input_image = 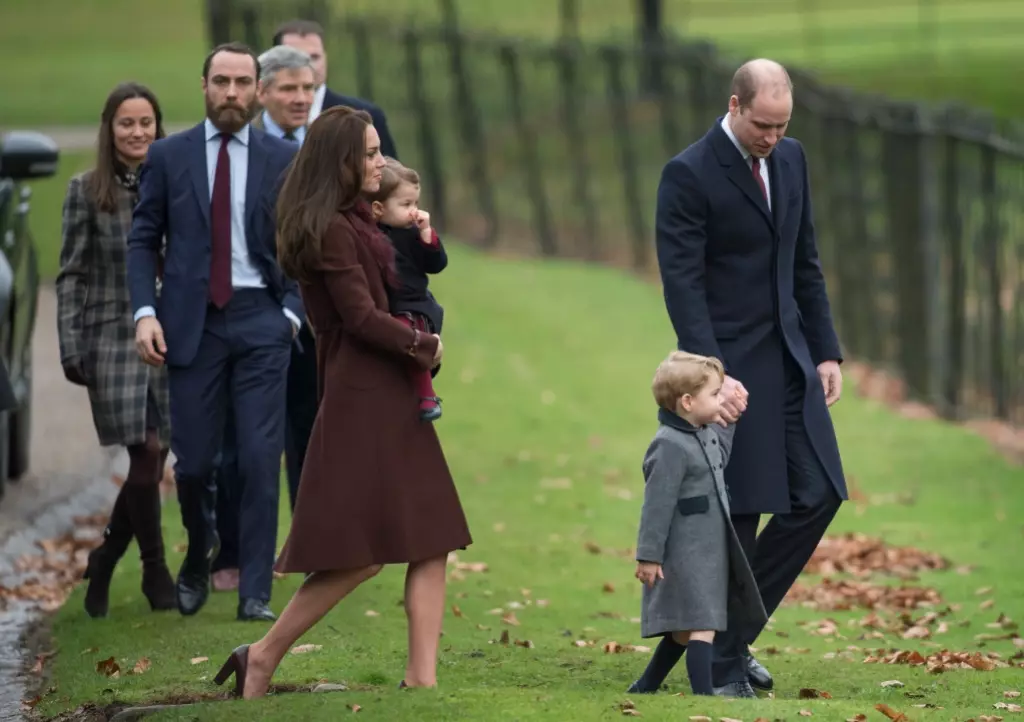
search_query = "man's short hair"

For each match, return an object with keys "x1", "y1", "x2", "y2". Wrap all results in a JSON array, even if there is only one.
[
  {"x1": 730, "y1": 61, "x2": 793, "y2": 109},
  {"x1": 257, "y1": 45, "x2": 314, "y2": 86},
  {"x1": 203, "y1": 41, "x2": 260, "y2": 81},
  {"x1": 272, "y1": 19, "x2": 325, "y2": 46},
  {"x1": 651, "y1": 351, "x2": 724, "y2": 411}
]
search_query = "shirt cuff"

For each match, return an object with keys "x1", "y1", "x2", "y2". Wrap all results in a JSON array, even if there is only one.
[
  {"x1": 134, "y1": 306, "x2": 156, "y2": 323},
  {"x1": 283, "y1": 307, "x2": 300, "y2": 332}
]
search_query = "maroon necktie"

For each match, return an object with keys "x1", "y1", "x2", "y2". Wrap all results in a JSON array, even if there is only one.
[
  {"x1": 750, "y1": 156, "x2": 768, "y2": 203},
  {"x1": 209, "y1": 133, "x2": 233, "y2": 308}
]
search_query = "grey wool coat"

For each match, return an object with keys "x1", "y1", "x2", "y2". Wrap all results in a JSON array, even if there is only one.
[
  {"x1": 56, "y1": 171, "x2": 170, "y2": 448},
  {"x1": 635, "y1": 408, "x2": 767, "y2": 637}
]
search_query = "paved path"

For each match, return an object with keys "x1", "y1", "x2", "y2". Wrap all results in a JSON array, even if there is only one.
[{"x1": 4, "y1": 125, "x2": 191, "y2": 152}]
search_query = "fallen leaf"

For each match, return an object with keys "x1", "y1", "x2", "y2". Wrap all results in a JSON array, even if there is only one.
[
  {"x1": 348, "y1": 703, "x2": 361, "y2": 712},
  {"x1": 845, "y1": 716, "x2": 868, "y2": 722},
  {"x1": 981, "y1": 599, "x2": 996, "y2": 610},
  {"x1": 290, "y1": 644, "x2": 322, "y2": 654},
  {"x1": 190, "y1": 657, "x2": 208, "y2": 665},
  {"x1": 875, "y1": 703, "x2": 910, "y2": 721},
  {"x1": 993, "y1": 703, "x2": 1022, "y2": 712},
  {"x1": 688, "y1": 718, "x2": 712, "y2": 722},
  {"x1": 804, "y1": 533, "x2": 949, "y2": 578},
  {"x1": 501, "y1": 612, "x2": 520, "y2": 626},
  {"x1": 785, "y1": 579, "x2": 943, "y2": 612},
  {"x1": 95, "y1": 657, "x2": 120, "y2": 677},
  {"x1": 129, "y1": 658, "x2": 151, "y2": 675},
  {"x1": 1005, "y1": 690, "x2": 1021, "y2": 698},
  {"x1": 364, "y1": 610, "x2": 379, "y2": 617},
  {"x1": 603, "y1": 582, "x2": 616, "y2": 593},
  {"x1": 514, "y1": 639, "x2": 534, "y2": 649},
  {"x1": 880, "y1": 680, "x2": 904, "y2": 688},
  {"x1": 799, "y1": 688, "x2": 834, "y2": 698},
  {"x1": 451, "y1": 605, "x2": 464, "y2": 618},
  {"x1": 977, "y1": 586, "x2": 994, "y2": 596},
  {"x1": 799, "y1": 710, "x2": 813, "y2": 717},
  {"x1": 498, "y1": 629, "x2": 510, "y2": 645}
]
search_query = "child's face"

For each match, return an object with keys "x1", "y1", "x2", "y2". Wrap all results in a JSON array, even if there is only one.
[
  {"x1": 376, "y1": 181, "x2": 420, "y2": 227},
  {"x1": 679, "y1": 379, "x2": 723, "y2": 426}
]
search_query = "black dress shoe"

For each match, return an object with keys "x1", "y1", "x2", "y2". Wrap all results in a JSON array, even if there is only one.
[
  {"x1": 176, "y1": 571, "x2": 210, "y2": 616},
  {"x1": 712, "y1": 680, "x2": 757, "y2": 698},
  {"x1": 237, "y1": 598, "x2": 277, "y2": 622},
  {"x1": 745, "y1": 654, "x2": 773, "y2": 691},
  {"x1": 626, "y1": 680, "x2": 656, "y2": 694}
]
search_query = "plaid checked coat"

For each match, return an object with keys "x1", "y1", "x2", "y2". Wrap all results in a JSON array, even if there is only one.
[{"x1": 56, "y1": 171, "x2": 170, "y2": 447}]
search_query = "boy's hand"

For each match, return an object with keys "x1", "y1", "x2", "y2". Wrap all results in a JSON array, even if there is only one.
[
  {"x1": 414, "y1": 210, "x2": 433, "y2": 245},
  {"x1": 635, "y1": 562, "x2": 664, "y2": 588}
]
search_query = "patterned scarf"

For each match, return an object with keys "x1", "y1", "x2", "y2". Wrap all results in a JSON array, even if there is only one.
[{"x1": 114, "y1": 160, "x2": 140, "y2": 194}]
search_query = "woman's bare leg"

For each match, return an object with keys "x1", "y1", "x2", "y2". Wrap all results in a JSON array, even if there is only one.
[
  {"x1": 402, "y1": 555, "x2": 448, "y2": 687},
  {"x1": 243, "y1": 564, "x2": 382, "y2": 699}
]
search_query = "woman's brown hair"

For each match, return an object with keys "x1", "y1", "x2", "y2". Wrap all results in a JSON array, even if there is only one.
[
  {"x1": 89, "y1": 82, "x2": 165, "y2": 213},
  {"x1": 277, "y1": 105, "x2": 393, "y2": 282}
]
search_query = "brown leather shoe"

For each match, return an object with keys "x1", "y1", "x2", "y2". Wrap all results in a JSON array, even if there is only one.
[{"x1": 212, "y1": 568, "x2": 239, "y2": 592}]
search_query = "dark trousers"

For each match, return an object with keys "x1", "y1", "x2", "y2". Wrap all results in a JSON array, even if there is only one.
[
  {"x1": 213, "y1": 322, "x2": 317, "y2": 569},
  {"x1": 168, "y1": 289, "x2": 291, "y2": 602},
  {"x1": 711, "y1": 352, "x2": 843, "y2": 686}
]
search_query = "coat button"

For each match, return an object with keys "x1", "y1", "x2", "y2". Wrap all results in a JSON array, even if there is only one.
[{"x1": 712, "y1": 438, "x2": 717, "y2": 445}]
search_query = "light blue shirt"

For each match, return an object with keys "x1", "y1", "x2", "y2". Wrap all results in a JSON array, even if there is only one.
[
  {"x1": 262, "y1": 111, "x2": 305, "y2": 146},
  {"x1": 721, "y1": 115, "x2": 771, "y2": 211},
  {"x1": 135, "y1": 119, "x2": 299, "y2": 330}
]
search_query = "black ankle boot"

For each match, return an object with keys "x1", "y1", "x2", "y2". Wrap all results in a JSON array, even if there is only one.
[
  {"x1": 83, "y1": 489, "x2": 134, "y2": 618},
  {"x1": 124, "y1": 482, "x2": 176, "y2": 611}
]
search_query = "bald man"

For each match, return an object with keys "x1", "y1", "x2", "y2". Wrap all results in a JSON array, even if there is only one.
[{"x1": 650, "y1": 59, "x2": 847, "y2": 697}]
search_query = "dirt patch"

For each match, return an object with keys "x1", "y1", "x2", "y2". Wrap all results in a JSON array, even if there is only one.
[
  {"x1": 784, "y1": 578, "x2": 943, "y2": 612},
  {"x1": 803, "y1": 533, "x2": 951, "y2": 579}
]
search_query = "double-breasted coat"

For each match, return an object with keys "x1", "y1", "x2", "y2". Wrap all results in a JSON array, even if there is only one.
[
  {"x1": 274, "y1": 204, "x2": 472, "y2": 573},
  {"x1": 635, "y1": 409, "x2": 767, "y2": 637},
  {"x1": 655, "y1": 120, "x2": 847, "y2": 514},
  {"x1": 56, "y1": 171, "x2": 170, "y2": 447}
]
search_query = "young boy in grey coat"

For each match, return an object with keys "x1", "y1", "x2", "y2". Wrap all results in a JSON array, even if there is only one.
[{"x1": 629, "y1": 351, "x2": 768, "y2": 696}]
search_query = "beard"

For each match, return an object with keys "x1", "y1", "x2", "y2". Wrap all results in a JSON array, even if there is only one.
[{"x1": 205, "y1": 94, "x2": 255, "y2": 134}]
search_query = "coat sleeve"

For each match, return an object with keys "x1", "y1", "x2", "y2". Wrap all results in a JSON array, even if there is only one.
[
  {"x1": 319, "y1": 220, "x2": 438, "y2": 370},
  {"x1": 635, "y1": 436, "x2": 688, "y2": 565},
  {"x1": 416, "y1": 229, "x2": 448, "y2": 275},
  {"x1": 655, "y1": 158, "x2": 723, "y2": 363},
  {"x1": 792, "y1": 141, "x2": 842, "y2": 365},
  {"x1": 55, "y1": 175, "x2": 92, "y2": 363},
  {"x1": 126, "y1": 141, "x2": 168, "y2": 315},
  {"x1": 711, "y1": 423, "x2": 738, "y2": 468}
]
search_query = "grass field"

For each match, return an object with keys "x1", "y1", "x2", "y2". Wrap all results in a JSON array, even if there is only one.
[
  {"x1": 34, "y1": 244, "x2": 1024, "y2": 721},
  {"x1": 2, "y1": 0, "x2": 1024, "y2": 127}
]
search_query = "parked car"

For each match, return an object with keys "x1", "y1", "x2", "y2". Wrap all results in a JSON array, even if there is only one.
[{"x1": 0, "y1": 131, "x2": 59, "y2": 499}]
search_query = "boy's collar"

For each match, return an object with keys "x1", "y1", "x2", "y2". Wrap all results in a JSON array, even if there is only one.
[{"x1": 658, "y1": 407, "x2": 700, "y2": 434}]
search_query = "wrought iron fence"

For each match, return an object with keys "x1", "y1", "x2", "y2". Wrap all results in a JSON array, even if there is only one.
[{"x1": 214, "y1": 1, "x2": 1024, "y2": 426}]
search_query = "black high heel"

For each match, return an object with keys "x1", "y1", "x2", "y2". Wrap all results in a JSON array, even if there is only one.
[{"x1": 213, "y1": 644, "x2": 250, "y2": 698}]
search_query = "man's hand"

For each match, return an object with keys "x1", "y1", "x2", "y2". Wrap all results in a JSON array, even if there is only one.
[
  {"x1": 135, "y1": 316, "x2": 167, "y2": 367},
  {"x1": 718, "y1": 375, "x2": 749, "y2": 425},
  {"x1": 635, "y1": 562, "x2": 664, "y2": 589},
  {"x1": 817, "y1": 360, "x2": 842, "y2": 407},
  {"x1": 415, "y1": 210, "x2": 433, "y2": 245}
]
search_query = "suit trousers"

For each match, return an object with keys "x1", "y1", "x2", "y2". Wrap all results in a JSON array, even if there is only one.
[
  {"x1": 711, "y1": 351, "x2": 843, "y2": 686},
  {"x1": 168, "y1": 289, "x2": 291, "y2": 602}
]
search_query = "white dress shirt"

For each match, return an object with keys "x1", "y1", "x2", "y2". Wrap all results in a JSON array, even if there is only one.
[
  {"x1": 308, "y1": 84, "x2": 327, "y2": 124},
  {"x1": 135, "y1": 118, "x2": 299, "y2": 329},
  {"x1": 721, "y1": 115, "x2": 771, "y2": 211},
  {"x1": 262, "y1": 110, "x2": 306, "y2": 146}
]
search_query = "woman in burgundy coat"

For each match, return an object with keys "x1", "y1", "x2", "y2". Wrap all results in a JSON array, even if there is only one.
[{"x1": 214, "y1": 106, "x2": 473, "y2": 699}]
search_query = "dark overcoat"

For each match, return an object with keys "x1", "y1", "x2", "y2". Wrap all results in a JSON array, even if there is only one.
[
  {"x1": 654, "y1": 120, "x2": 848, "y2": 514},
  {"x1": 274, "y1": 206, "x2": 472, "y2": 573},
  {"x1": 635, "y1": 411, "x2": 767, "y2": 636},
  {"x1": 56, "y1": 172, "x2": 170, "y2": 447}
]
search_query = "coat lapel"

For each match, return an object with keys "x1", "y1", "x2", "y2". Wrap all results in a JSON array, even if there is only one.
[
  {"x1": 188, "y1": 124, "x2": 211, "y2": 228},
  {"x1": 708, "y1": 121, "x2": 773, "y2": 229}
]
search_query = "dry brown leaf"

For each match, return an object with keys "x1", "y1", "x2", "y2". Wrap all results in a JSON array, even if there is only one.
[
  {"x1": 364, "y1": 609, "x2": 379, "y2": 617},
  {"x1": 190, "y1": 657, "x2": 208, "y2": 665},
  {"x1": 979, "y1": 716, "x2": 1004, "y2": 722},
  {"x1": 688, "y1": 717, "x2": 712, "y2": 722},
  {"x1": 498, "y1": 629, "x2": 510, "y2": 645},
  {"x1": 290, "y1": 644, "x2": 322, "y2": 654},
  {"x1": 501, "y1": 612, "x2": 520, "y2": 626},
  {"x1": 798, "y1": 710, "x2": 813, "y2": 717},
  {"x1": 977, "y1": 586, "x2": 994, "y2": 596},
  {"x1": 993, "y1": 703, "x2": 1022, "y2": 712},
  {"x1": 785, "y1": 579, "x2": 942, "y2": 612},
  {"x1": 348, "y1": 703, "x2": 361, "y2": 712},
  {"x1": 514, "y1": 639, "x2": 534, "y2": 649},
  {"x1": 1005, "y1": 690, "x2": 1021, "y2": 699},
  {"x1": 799, "y1": 688, "x2": 833, "y2": 698},
  {"x1": 804, "y1": 532, "x2": 949, "y2": 578},
  {"x1": 451, "y1": 605, "x2": 464, "y2": 618},
  {"x1": 981, "y1": 599, "x2": 996, "y2": 610},
  {"x1": 845, "y1": 716, "x2": 868, "y2": 722},
  {"x1": 129, "y1": 658, "x2": 151, "y2": 675},
  {"x1": 875, "y1": 703, "x2": 910, "y2": 721},
  {"x1": 95, "y1": 656, "x2": 120, "y2": 677},
  {"x1": 880, "y1": 680, "x2": 904, "y2": 688},
  {"x1": 720, "y1": 718, "x2": 744, "y2": 722},
  {"x1": 603, "y1": 582, "x2": 616, "y2": 593}
]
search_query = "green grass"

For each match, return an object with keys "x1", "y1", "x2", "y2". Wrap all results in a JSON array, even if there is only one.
[
  {"x1": 27, "y1": 151, "x2": 95, "y2": 282},
  {"x1": 36, "y1": 244, "x2": 1024, "y2": 721},
  {"x1": 3, "y1": 0, "x2": 1024, "y2": 126}
]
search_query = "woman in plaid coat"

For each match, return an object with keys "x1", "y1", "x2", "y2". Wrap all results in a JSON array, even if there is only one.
[{"x1": 56, "y1": 82, "x2": 176, "y2": 618}]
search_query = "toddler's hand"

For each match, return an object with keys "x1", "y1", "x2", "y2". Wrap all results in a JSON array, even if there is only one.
[
  {"x1": 635, "y1": 562, "x2": 664, "y2": 589},
  {"x1": 415, "y1": 210, "x2": 433, "y2": 244}
]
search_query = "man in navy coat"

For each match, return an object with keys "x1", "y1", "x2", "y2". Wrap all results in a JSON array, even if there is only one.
[
  {"x1": 654, "y1": 59, "x2": 847, "y2": 697},
  {"x1": 127, "y1": 42, "x2": 302, "y2": 622}
]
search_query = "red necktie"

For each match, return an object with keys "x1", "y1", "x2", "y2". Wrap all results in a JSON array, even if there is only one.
[
  {"x1": 209, "y1": 133, "x2": 233, "y2": 308},
  {"x1": 751, "y1": 156, "x2": 768, "y2": 203}
]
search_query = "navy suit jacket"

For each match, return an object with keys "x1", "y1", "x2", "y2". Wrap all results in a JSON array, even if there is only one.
[
  {"x1": 127, "y1": 122, "x2": 303, "y2": 368},
  {"x1": 322, "y1": 87, "x2": 398, "y2": 159},
  {"x1": 655, "y1": 119, "x2": 846, "y2": 514}
]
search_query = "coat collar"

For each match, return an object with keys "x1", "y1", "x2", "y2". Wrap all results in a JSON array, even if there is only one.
[{"x1": 658, "y1": 408, "x2": 700, "y2": 435}]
